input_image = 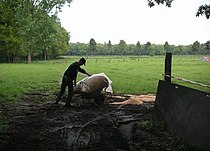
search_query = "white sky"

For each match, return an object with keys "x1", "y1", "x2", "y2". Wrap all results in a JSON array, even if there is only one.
[{"x1": 58, "y1": 0, "x2": 210, "y2": 45}]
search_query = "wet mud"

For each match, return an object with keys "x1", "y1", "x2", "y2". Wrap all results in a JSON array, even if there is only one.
[{"x1": 0, "y1": 93, "x2": 188, "y2": 151}]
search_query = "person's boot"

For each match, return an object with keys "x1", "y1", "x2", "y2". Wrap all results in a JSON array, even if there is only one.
[
  {"x1": 54, "y1": 93, "x2": 61, "y2": 104},
  {"x1": 65, "y1": 98, "x2": 71, "y2": 107},
  {"x1": 65, "y1": 95, "x2": 72, "y2": 107}
]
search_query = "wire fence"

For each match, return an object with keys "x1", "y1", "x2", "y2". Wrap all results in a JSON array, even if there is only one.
[{"x1": 163, "y1": 74, "x2": 210, "y2": 89}]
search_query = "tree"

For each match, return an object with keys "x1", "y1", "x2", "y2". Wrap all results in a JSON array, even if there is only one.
[
  {"x1": 148, "y1": 0, "x2": 210, "y2": 19},
  {"x1": 105, "y1": 40, "x2": 113, "y2": 55},
  {"x1": 204, "y1": 41, "x2": 210, "y2": 52},
  {"x1": 50, "y1": 22, "x2": 70, "y2": 58},
  {"x1": 177, "y1": 45, "x2": 183, "y2": 55},
  {"x1": 0, "y1": 0, "x2": 23, "y2": 63},
  {"x1": 164, "y1": 41, "x2": 170, "y2": 53},
  {"x1": 88, "y1": 38, "x2": 97, "y2": 55},
  {"x1": 66, "y1": 40, "x2": 209, "y2": 56},
  {"x1": 97, "y1": 43, "x2": 106, "y2": 55},
  {"x1": 135, "y1": 41, "x2": 142, "y2": 55},
  {"x1": 148, "y1": 0, "x2": 173, "y2": 7},
  {"x1": 13, "y1": 0, "x2": 72, "y2": 63},
  {"x1": 144, "y1": 41, "x2": 152, "y2": 55},
  {"x1": 191, "y1": 41, "x2": 201, "y2": 54},
  {"x1": 0, "y1": 0, "x2": 72, "y2": 63},
  {"x1": 196, "y1": 5, "x2": 210, "y2": 19},
  {"x1": 118, "y1": 40, "x2": 127, "y2": 55}
]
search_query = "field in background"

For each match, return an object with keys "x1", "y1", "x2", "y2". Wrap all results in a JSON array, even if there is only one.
[{"x1": 0, "y1": 55, "x2": 209, "y2": 102}]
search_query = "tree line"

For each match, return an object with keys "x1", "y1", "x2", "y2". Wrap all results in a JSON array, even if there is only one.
[
  {"x1": 67, "y1": 39, "x2": 210, "y2": 56},
  {"x1": 0, "y1": 0, "x2": 72, "y2": 63}
]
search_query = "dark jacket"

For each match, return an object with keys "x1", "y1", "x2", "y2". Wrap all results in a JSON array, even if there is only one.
[{"x1": 64, "y1": 62, "x2": 87, "y2": 81}]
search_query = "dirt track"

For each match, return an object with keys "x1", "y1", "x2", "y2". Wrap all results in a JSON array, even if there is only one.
[{"x1": 0, "y1": 93, "x2": 189, "y2": 151}]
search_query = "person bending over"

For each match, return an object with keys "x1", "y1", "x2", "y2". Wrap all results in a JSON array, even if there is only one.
[{"x1": 54, "y1": 58, "x2": 91, "y2": 107}]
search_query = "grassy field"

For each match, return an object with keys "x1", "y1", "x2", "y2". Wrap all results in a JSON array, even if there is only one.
[{"x1": 0, "y1": 55, "x2": 210, "y2": 103}]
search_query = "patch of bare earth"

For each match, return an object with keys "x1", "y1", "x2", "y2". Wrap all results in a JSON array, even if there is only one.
[{"x1": 0, "y1": 93, "x2": 188, "y2": 151}]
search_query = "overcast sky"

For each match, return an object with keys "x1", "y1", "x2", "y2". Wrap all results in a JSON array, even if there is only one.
[{"x1": 58, "y1": 0, "x2": 210, "y2": 45}]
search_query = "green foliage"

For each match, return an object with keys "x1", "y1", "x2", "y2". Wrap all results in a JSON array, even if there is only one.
[
  {"x1": 164, "y1": 41, "x2": 170, "y2": 53},
  {"x1": 148, "y1": 0, "x2": 173, "y2": 7},
  {"x1": 68, "y1": 40, "x2": 210, "y2": 56},
  {"x1": 135, "y1": 41, "x2": 141, "y2": 55},
  {"x1": 0, "y1": 0, "x2": 71, "y2": 63},
  {"x1": 196, "y1": 4, "x2": 210, "y2": 19},
  {"x1": 191, "y1": 41, "x2": 201, "y2": 55},
  {"x1": 88, "y1": 38, "x2": 97, "y2": 55},
  {"x1": 0, "y1": 0, "x2": 23, "y2": 62},
  {"x1": 118, "y1": 40, "x2": 127, "y2": 55},
  {"x1": 205, "y1": 41, "x2": 210, "y2": 54},
  {"x1": 148, "y1": 0, "x2": 210, "y2": 19}
]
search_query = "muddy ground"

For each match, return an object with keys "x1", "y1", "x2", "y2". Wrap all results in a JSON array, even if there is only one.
[{"x1": 0, "y1": 93, "x2": 190, "y2": 151}]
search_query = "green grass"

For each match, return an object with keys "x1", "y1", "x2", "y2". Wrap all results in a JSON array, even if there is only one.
[
  {"x1": 171, "y1": 55, "x2": 210, "y2": 91},
  {"x1": 0, "y1": 63, "x2": 61, "y2": 102},
  {"x1": 0, "y1": 55, "x2": 209, "y2": 103}
]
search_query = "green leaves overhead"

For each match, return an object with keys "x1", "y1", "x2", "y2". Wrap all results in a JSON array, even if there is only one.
[
  {"x1": 148, "y1": 0, "x2": 173, "y2": 7},
  {"x1": 148, "y1": 0, "x2": 210, "y2": 19},
  {"x1": 196, "y1": 5, "x2": 210, "y2": 19},
  {"x1": 17, "y1": 0, "x2": 73, "y2": 14}
]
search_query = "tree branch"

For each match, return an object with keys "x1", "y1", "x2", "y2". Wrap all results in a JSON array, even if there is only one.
[{"x1": 148, "y1": 0, "x2": 210, "y2": 19}]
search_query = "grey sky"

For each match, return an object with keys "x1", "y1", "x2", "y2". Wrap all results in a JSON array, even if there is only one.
[{"x1": 58, "y1": 0, "x2": 210, "y2": 45}]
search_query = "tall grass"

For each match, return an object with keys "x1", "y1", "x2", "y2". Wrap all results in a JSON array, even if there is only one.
[{"x1": 0, "y1": 55, "x2": 209, "y2": 102}]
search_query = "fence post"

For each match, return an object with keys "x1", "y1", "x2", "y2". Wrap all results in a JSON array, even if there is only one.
[{"x1": 164, "y1": 53, "x2": 172, "y2": 83}]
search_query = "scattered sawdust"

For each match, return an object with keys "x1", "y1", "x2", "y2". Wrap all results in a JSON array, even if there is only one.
[{"x1": 110, "y1": 94, "x2": 156, "y2": 105}]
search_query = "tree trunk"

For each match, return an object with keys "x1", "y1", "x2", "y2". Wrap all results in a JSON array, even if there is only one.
[
  {"x1": 7, "y1": 55, "x2": 10, "y2": 63},
  {"x1": 44, "y1": 53, "x2": 47, "y2": 60},
  {"x1": 42, "y1": 49, "x2": 47, "y2": 60},
  {"x1": 27, "y1": 50, "x2": 32, "y2": 64}
]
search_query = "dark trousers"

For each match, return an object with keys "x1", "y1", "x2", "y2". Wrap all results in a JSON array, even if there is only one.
[{"x1": 56, "y1": 75, "x2": 73, "y2": 106}]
